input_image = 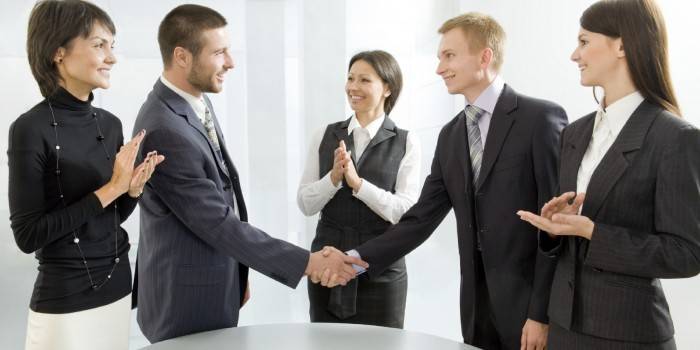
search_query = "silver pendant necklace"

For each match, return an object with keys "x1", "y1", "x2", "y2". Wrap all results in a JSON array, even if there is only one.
[{"x1": 47, "y1": 100, "x2": 120, "y2": 291}]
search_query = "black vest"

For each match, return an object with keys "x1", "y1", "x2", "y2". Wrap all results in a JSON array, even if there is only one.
[{"x1": 318, "y1": 117, "x2": 407, "y2": 228}]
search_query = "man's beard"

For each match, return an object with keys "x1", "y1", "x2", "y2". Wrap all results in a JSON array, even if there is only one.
[{"x1": 188, "y1": 60, "x2": 220, "y2": 93}]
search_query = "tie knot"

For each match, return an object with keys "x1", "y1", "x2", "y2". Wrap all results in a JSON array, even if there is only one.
[{"x1": 465, "y1": 105, "x2": 484, "y2": 124}]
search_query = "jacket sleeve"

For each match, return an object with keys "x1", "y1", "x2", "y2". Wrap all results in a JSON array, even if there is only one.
[
  {"x1": 141, "y1": 128, "x2": 310, "y2": 288},
  {"x1": 356, "y1": 131, "x2": 453, "y2": 278},
  {"x1": 527, "y1": 105, "x2": 568, "y2": 323},
  {"x1": 584, "y1": 125, "x2": 700, "y2": 279}
]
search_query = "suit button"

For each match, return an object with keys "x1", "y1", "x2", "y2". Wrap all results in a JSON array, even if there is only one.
[
  {"x1": 224, "y1": 185, "x2": 232, "y2": 191},
  {"x1": 476, "y1": 192, "x2": 483, "y2": 197}
]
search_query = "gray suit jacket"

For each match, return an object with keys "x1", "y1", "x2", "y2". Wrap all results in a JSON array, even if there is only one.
[
  {"x1": 542, "y1": 100, "x2": 700, "y2": 343},
  {"x1": 133, "y1": 80, "x2": 309, "y2": 343}
]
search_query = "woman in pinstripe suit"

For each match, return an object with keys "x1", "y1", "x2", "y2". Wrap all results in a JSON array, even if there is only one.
[{"x1": 517, "y1": 0, "x2": 700, "y2": 348}]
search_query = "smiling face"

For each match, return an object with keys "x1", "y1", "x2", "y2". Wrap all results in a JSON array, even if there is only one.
[
  {"x1": 55, "y1": 21, "x2": 116, "y2": 95},
  {"x1": 188, "y1": 27, "x2": 234, "y2": 94},
  {"x1": 435, "y1": 27, "x2": 489, "y2": 99},
  {"x1": 571, "y1": 28, "x2": 623, "y2": 88},
  {"x1": 345, "y1": 59, "x2": 389, "y2": 117}
]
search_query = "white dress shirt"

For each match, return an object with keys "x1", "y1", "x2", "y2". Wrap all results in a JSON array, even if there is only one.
[
  {"x1": 160, "y1": 76, "x2": 208, "y2": 123},
  {"x1": 160, "y1": 75, "x2": 240, "y2": 218},
  {"x1": 297, "y1": 115, "x2": 421, "y2": 224},
  {"x1": 464, "y1": 75, "x2": 505, "y2": 145},
  {"x1": 577, "y1": 91, "x2": 644, "y2": 206}
]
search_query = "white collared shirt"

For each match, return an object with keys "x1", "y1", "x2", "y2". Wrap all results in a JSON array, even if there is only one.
[
  {"x1": 464, "y1": 75, "x2": 505, "y2": 145},
  {"x1": 577, "y1": 91, "x2": 644, "y2": 198},
  {"x1": 297, "y1": 115, "x2": 421, "y2": 224},
  {"x1": 160, "y1": 76, "x2": 208, "y2": 123},
  {"x1": 347, "y1": 114, "x2": 386, "y2": 159}
]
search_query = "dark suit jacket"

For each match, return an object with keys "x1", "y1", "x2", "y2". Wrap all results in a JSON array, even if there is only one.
[
  {"x1": 133, "y1": 80, "x2": 310, "y2": 343},
  {"x1": 356, "y1": 85, "x2": 568, "y2": 346},
  {"x1": 542, "y1": 100, "x2": 700, "y2": 343}
]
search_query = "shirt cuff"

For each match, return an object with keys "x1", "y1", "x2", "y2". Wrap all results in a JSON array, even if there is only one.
[
  {"x1": 321, "y1": 171, "x2": 342, "y2": 192},
  {"x1": 345, "y1": 249, "x2": 367, "y2": 275},
  {"x1": 352, "y1": 178, "x2": 378, "y2": 202}
]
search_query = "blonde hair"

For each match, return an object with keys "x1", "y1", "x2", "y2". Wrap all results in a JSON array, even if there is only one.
[{"x1": 438, "y1": 12, "x2": 506, "y2": 71}]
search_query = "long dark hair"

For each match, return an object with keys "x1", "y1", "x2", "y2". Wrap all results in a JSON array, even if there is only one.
[
  {"x1": 348, "y1": 50, "x2": 403, "y2": 116},
  {"x1": 581, "y1": 0, "x2": 680, "y2": 116},
  {"x1": 27, "y1": 0, "x2": 116, "y2": 98}
]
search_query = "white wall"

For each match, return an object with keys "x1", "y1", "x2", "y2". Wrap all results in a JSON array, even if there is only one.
[{"x1": 0, "y1": 1, "x2": 698, "y2": 349}]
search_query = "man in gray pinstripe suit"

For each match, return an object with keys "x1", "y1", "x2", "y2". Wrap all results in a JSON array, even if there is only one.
[{"x1": 132, "y1": 5, "x2": 367, "y2": 343}]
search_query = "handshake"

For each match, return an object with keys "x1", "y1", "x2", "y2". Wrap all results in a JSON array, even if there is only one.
[{"x1": 304, "y1": 246, "x2": 369, "y2": 288}]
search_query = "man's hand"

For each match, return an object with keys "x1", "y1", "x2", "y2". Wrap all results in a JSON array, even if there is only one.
[
  {"x1": 241, "y1": 280, "x2": 250, "y2": 308},
  {"x1": 305, "y1": 246, "x2": 368, "y2": 287},
  {"x1": 521, "y1": 318, "x2": 548, "y2": 350}
]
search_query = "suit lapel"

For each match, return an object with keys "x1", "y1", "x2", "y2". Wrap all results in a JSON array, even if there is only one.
[
  {"x1": 333, "y1": 118, "x2": 357, "y2": 164},
  {"x1": 475, "y1": 85, "x2": 517, "y2": 190},
  {"x1": 581, "y1": 101, "x2": 660, "y2": 218},
  {"x1": 356, "y1": 118, "x2": 397, "y2": 169},
  {"x1": 561, "y1": 113, "x2": 596, "y2": 193}
]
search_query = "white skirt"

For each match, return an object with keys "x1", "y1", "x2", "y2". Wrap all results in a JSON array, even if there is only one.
[{"x1": 25, "y1": 294, "x2": 131, "y2": 350}]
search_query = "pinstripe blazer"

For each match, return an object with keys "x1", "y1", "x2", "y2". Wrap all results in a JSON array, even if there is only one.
[
  {"x1": 542, "y1": 100, "x2": 700, "y2": 343},
  {"x1": 132, "y1": 80, "x2": 310, "y2": 343}
]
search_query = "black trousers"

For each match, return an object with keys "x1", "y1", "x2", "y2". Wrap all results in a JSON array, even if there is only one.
[
  {"x1": 471, "y1": 251, "x2": 520, "y2": 350},
  {"x1": 548, "y1": 322, "x2": 676, "y2": 350}
]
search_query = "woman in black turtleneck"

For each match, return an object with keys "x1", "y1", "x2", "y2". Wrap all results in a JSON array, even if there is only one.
[{"x1": 8, "y1": 1, "x2": 162, "y2": 349}]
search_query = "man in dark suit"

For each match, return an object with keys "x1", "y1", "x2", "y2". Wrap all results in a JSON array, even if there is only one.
[
  {"x1": 349, "y1": 13, "x2": 567, "y2": 350},
  {"x1": 132, "y1": 5, "x2": 366, "y2": 343}
]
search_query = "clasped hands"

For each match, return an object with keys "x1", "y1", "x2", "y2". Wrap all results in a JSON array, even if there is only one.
[
  {"x1": 330, "y1": 140, "x2": 362, "y2": 192},
  {"x1": 305, "y1": 246, "x2": 368, "y2": 288},
  {"x1": 517, "y1": 191, "x2": 594, "y2": 240},
  {"x1": 95, "y1": 129, "x2": 165, "y2": 207}
]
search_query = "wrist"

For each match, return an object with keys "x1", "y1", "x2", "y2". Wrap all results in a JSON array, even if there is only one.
[
  {"x1": 351, "y1": 178, "x2": 363, "y2": 193},
  {"x1": 128, "y1": 187, "x2": 142, "y2": 199},
  {"x1": 330, "y1": 172, "x2": 341, "y2": 187},
  {"x1": 94, "y1": 182, "x2": 122, "y2": 208},
  {"x1": 583, "y1": 221, "x2": 594, "y2": 240}
]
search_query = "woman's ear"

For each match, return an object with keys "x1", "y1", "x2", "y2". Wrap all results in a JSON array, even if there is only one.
[
  {"x1": 616, "y1": 38, "x2": 626, "y2": 59},
  {"x1": 54, "y1": 47, "x2": 66, "y2": 64}
]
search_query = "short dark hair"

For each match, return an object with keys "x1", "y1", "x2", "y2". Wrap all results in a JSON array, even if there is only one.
[
  {"x1": 26, "y1": 0, "x2": 116, "y2": 97},
  {"x1": 348, "y1": 50, "x2": 403, "y2": 116},
  {"x1": 158, "y1": 4, "x2": 227, "y2": 67},
  {"x1": 581, "y1": 0, "x2": 680, "y2": 116}
]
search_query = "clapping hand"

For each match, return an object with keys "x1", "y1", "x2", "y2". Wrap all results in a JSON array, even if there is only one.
[
  {"x1": 517, "y1": 192, "x2": 594, "y2": 240},
  {"x1": 128, "y1": 150, "x2": 165, "y2": 198}
]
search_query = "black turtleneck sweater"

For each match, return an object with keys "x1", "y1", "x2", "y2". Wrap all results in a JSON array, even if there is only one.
[{"x1": 8, "y1": 88, "x2": 136, "y2": 314}]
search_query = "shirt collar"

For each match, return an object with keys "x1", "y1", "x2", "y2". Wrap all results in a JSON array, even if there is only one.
[
  {"x1": 160, "y1": 75, "x2": 208, "y2": 119},
  {"x1": 465, "y1": 75, "x2": 505, "y2": 115},
  {"x1": 347, "y1": 114, "x2": 385, "y2": 139},
  {"x1": 597, "y1": 91, "x2": 644, "y2": 136}
]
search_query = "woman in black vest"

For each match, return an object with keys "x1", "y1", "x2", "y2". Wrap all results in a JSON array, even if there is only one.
[
  {"x1": 517, "y1": 0, "x2": 700, "y2": 348},
  {"x1": 297, "y1": 50, "x2": 421, "y2": 328},
  {"x1": 8, "y1": 1, "x2": 162, "y2": 349}
]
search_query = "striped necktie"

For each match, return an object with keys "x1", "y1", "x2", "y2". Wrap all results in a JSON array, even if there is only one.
[
  {"x1": 203, "y1": 106, "x2": 221, "y2": 151},
  {"x1": 465, "y1": 105, "x2": 485, "y2": 185}
]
